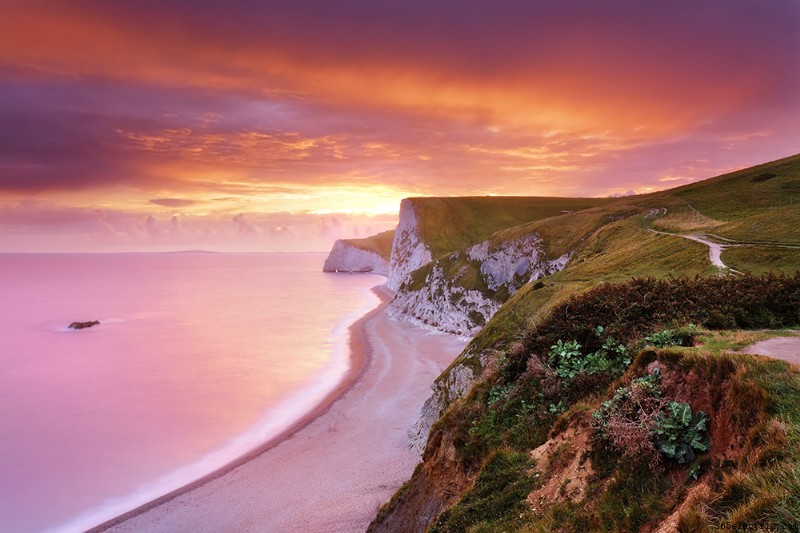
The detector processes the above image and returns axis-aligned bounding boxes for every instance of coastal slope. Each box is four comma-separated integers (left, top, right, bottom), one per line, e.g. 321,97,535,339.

368,153,800,532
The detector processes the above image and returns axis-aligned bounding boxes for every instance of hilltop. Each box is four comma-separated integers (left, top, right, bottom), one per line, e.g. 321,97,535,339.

327,153,800,532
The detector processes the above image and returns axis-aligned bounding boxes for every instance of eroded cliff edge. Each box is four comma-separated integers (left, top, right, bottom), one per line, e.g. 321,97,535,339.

322,230,394,275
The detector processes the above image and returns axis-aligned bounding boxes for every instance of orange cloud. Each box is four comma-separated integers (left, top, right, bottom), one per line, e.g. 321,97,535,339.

1,2,793,137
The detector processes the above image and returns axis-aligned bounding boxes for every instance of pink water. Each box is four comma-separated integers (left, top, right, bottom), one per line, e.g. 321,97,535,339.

0,253,381,532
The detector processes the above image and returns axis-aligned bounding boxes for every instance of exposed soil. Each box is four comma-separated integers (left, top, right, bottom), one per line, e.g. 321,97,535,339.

527,416,594,509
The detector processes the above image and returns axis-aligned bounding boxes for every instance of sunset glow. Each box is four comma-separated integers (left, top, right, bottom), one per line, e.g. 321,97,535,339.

1,1,798,251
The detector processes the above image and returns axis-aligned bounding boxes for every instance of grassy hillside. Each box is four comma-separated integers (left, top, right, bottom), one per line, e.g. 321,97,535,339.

671,153,800,223
410,197,610,259
629,154,800,256
451,154,800,357
396,154,800,322
339,229,395,261
374,153,800,532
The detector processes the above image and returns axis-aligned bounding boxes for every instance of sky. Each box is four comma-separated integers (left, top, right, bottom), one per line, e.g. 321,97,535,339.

0,1,798,252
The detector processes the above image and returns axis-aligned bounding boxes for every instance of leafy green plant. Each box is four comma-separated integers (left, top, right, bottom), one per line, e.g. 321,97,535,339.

644,329,680,348
652,402,710,464
643,325,700,348
547,327,631,382
548,340,584,380
487,384,513,406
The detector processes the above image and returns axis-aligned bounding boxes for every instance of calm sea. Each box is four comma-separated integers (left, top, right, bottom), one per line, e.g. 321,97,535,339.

0,253,381,532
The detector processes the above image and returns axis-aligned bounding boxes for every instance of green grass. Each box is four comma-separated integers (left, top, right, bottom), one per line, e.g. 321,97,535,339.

669,153,800,222
633,154,800,246
410,196,610,259
429,449,536,533
680,329,796,354
675,355,800,532
721,246,800,275
712,204,800,245
340,229,395,261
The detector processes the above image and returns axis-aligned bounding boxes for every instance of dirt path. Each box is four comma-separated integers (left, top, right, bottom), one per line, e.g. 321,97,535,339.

740,335,800,366
680,234,726,269
648,229,728,270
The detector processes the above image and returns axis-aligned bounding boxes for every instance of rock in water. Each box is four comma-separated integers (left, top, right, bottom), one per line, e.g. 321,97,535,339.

68,320,100,330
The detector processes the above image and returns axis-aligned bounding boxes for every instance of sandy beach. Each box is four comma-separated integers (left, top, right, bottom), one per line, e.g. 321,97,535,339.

92,286,466,532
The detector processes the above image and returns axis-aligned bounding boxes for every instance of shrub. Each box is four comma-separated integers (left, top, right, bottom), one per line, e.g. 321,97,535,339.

644,328,681,348
520,273,800,383
593,370,667,469
593,370,711,468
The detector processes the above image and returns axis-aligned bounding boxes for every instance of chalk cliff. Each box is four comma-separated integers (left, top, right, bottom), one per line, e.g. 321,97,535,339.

323,240,389,275
322,230,394,275
387,234,571,337
386,199,433,291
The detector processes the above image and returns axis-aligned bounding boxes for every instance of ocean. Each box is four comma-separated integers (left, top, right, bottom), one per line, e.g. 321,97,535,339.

0,253,381,532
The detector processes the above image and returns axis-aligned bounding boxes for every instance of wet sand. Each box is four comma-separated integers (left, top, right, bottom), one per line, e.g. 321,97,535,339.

94,287,466,532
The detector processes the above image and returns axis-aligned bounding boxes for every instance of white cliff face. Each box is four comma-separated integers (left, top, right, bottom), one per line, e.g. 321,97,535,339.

323,240,389,275
469,234,563,291
387,263,500,337
408,361,477,453
386,199,433,291
388,233,571,338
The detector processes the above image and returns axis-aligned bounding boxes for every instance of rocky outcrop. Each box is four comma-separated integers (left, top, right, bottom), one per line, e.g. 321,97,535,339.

387,199,433,291
323,240,389,275
408,356,479,454
388,234,571,337
68,320,100,330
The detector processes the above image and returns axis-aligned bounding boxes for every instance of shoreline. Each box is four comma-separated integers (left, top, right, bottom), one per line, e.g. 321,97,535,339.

92,283,466,532
89,286,392,532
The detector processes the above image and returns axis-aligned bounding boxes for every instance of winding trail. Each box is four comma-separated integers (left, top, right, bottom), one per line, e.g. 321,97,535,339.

679,234,726,269
647,229,730,270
